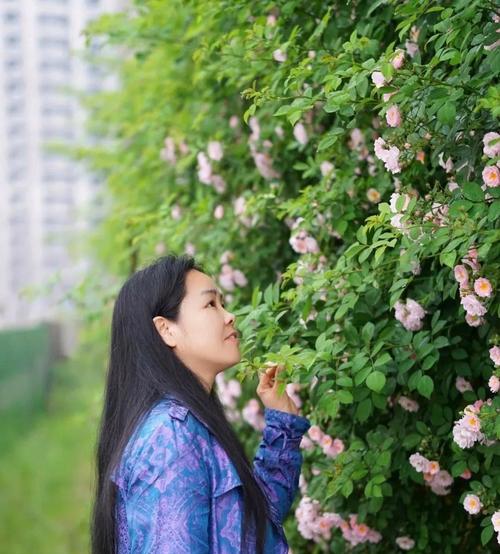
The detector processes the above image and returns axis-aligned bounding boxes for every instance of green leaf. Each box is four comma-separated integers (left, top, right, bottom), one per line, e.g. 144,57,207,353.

381,62,393,81
374,246,386,264
462,182,484,202
354,365,372,386
482,475,493,488
448,199,473,217
263,284,273,306
356,226,368,245
356,398,373,422
341,479,353,498
403,433,422,448
366,371,386,393
356,76,369,97
318,395,340,419
251,287,262,309
288,110,303,126
437,102,456,125
358,247,373,264
389,278,409,292
451,349,468,360
324,91,350,113
273,104,292,117
416,421,429,435
451,460,467,477
408,370,422,390
243,103,256,124
317,129,344,151
377,451,391,468
337,376,353,387
469,455,480,473
352,468,369,480
344,243,364,258
361,322,375,343
439,251,456,268
337,390,354,404
417,375,434,399
481,525,494,546
488,200,500,221
373,352,392,367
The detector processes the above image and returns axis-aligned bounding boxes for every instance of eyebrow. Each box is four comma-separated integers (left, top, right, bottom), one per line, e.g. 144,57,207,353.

200,288,225,303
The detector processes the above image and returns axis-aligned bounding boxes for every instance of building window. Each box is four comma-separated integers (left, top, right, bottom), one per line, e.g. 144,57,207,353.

7,100,24,114
4,35,20,46
3,12,20,23
39,60,71,72
37,14,68,26
39,37,69,49
5,57,21,69
5,79,24,93
41,104,72,117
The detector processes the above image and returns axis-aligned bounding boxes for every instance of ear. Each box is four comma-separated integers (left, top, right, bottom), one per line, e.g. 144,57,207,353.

152,316,177,348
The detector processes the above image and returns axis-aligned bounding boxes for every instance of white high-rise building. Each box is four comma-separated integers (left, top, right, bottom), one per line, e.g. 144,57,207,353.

0,0,125,329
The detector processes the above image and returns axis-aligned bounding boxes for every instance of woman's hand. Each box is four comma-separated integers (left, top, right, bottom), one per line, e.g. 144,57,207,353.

256,362,299,416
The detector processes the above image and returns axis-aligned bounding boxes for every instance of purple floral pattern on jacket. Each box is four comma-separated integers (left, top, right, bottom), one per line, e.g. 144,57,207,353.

110,394,311,553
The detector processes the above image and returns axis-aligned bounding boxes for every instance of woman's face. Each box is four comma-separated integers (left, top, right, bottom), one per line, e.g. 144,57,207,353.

153,269,241,392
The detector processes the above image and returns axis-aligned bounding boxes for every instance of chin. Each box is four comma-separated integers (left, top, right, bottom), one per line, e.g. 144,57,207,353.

221,353,242,371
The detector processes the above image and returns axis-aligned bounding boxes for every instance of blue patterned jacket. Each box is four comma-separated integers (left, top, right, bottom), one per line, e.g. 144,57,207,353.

111,393,311,553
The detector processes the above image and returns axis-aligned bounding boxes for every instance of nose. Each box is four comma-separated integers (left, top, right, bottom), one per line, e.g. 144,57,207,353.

225,308,236,326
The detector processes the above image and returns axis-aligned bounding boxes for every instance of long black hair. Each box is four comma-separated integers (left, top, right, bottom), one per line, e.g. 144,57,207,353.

91,254,271,554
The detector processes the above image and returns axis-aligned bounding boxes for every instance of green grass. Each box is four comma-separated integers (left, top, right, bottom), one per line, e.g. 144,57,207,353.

0,324,52,381
0,323,108,554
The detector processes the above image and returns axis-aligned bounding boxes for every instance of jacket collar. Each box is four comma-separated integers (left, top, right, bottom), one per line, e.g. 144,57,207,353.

163,393,189,421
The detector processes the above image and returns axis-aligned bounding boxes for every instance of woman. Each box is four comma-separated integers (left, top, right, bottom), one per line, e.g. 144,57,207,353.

91,254,311,553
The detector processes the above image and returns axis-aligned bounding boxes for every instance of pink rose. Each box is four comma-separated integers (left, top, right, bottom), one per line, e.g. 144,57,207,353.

273,48,287,62
320,161,334,176
455,376,473,393
395,536,415,550
489,375,499,393
453,265,469,287
371,71,386,88
308,425,324,443
293,122,309,145
463,494,482,515
474,277,493,298
213,204,224,219
386,105,402,127
483,132,500,158
460,294,487,317
207,140,223,161
482,165,500,187
374,137,401,173
490,346,500,366
392,50,405,69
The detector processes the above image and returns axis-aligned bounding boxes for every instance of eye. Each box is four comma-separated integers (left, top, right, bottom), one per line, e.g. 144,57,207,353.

207,298,226,308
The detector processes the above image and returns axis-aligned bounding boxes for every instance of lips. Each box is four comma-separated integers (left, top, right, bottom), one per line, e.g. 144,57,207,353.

225,330,239,340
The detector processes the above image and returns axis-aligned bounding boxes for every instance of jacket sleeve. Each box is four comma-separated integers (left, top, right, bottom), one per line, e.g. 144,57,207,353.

123,425,211,553
252,407,311,525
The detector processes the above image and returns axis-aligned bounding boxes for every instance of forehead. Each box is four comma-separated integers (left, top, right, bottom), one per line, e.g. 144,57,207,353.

185,270,223,298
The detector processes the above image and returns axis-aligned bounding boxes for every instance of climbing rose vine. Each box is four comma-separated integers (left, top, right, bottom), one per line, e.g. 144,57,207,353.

76,1,500,551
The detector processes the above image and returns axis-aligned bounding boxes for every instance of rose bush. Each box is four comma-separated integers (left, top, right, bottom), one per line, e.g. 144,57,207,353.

73,1,500,551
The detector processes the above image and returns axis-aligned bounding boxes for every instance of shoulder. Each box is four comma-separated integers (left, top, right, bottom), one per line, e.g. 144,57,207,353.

112,397,209,490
